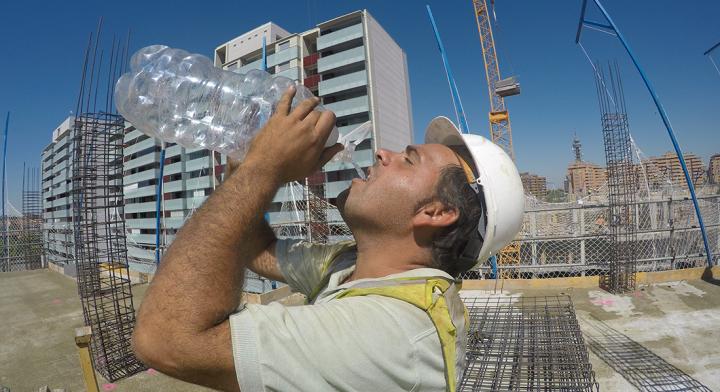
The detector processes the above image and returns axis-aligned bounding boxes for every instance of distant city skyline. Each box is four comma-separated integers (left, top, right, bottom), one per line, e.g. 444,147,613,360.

1,0,719,206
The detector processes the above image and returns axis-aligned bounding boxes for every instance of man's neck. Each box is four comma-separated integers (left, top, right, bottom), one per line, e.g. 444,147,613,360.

347,233,431,282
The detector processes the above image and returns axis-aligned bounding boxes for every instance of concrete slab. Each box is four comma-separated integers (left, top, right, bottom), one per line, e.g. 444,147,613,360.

0,270,211,391
2,269,719,391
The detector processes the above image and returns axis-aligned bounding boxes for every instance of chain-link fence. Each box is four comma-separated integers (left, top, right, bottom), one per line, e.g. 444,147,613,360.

461,186,720,280
270,181,720,281
271,180,353,242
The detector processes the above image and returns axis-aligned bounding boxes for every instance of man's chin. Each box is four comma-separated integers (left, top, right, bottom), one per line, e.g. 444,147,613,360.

334,187,350,215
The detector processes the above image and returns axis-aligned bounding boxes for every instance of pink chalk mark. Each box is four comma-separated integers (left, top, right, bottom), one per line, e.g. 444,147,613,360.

147,368,158,375
633,291,643,297
102,383,117,391
591,298,615,306
52,299,62,305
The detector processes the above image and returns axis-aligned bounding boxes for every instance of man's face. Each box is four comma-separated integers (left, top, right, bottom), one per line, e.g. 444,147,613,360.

337,143,461,234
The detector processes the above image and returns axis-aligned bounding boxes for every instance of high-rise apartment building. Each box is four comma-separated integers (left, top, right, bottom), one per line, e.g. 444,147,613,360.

41,10,411,293
708,154,720,185
520,172,547,198
214,10,413,233
643,152,705,189
41,117,77,273
565,161,607,196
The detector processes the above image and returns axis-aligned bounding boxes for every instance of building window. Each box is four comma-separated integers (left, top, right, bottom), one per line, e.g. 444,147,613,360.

277,61,291,72
278,41,290,51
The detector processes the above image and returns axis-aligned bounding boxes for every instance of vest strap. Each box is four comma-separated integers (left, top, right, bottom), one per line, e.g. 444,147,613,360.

336,277,464,392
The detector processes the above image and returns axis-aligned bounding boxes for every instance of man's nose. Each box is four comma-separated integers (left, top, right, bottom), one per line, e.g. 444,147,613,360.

376,148,394,166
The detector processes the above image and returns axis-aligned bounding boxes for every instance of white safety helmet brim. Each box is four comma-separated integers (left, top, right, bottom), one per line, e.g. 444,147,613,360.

425,116,525,265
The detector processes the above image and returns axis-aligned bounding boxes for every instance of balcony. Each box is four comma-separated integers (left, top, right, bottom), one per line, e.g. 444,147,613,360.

324,95,369,118
163,161,183,176
126,218,157,229
124,169,157,185
303,53,319,68
186,156,211,172
164,179,184,193
123,128,143,143
275,67,300,80
184,176,212,191
165,144,183,157
267,210,307,225
127,233,156,245
124,201,157,214
162,198,186,211
124,152,159,171
319,70,367,96
125,184,156,199
237,59,262,74
304,74,321,90
268,46,298,68
325,180,352,198
317,46,365,73
125,137,158,156
317,23,363,51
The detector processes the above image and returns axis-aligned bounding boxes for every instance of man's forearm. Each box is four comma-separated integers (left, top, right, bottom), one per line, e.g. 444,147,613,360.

138,159,281,334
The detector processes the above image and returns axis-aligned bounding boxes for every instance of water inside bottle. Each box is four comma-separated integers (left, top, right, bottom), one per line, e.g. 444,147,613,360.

351,161,367,180
332,121,372,181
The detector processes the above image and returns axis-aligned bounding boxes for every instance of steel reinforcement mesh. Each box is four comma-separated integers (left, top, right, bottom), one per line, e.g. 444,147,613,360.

459,296,599,391
71,113,145,381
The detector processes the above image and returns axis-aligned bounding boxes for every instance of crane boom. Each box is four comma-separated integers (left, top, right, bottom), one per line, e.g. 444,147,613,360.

472,0,517,161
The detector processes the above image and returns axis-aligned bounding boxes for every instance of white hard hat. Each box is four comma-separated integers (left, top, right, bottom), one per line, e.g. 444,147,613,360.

425,116,525,264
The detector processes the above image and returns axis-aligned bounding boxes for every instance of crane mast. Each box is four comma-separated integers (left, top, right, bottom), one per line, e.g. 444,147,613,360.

472,0,521,277
472,0,518,161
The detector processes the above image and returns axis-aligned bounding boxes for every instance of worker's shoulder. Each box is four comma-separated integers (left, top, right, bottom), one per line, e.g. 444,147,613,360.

328,294,439,342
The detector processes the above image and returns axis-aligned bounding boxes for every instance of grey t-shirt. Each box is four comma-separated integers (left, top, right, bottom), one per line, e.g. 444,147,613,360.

229,239,456,391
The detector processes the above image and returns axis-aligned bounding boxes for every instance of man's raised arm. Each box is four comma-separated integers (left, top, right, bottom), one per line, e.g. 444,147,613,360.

131,86,340,391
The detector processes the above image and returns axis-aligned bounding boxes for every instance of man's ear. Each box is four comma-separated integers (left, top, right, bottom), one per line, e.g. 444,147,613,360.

412,201,459,229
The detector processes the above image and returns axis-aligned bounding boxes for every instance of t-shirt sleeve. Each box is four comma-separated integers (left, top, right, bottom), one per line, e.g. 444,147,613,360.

229,297,430,392
275,239,354,297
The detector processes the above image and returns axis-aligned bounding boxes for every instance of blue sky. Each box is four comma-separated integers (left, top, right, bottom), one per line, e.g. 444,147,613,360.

1,0,719,207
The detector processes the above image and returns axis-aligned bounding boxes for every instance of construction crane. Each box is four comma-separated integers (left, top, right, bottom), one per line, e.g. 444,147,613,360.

471,0,521,277
471,0,519,161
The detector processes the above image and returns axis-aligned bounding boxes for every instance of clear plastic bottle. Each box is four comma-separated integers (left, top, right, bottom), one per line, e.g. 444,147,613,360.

115,45,338,160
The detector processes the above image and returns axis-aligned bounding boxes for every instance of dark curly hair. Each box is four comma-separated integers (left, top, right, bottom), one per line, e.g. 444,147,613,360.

420,164,485,278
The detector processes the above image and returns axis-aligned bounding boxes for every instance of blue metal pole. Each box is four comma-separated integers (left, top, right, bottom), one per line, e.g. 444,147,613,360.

155,146,166,265
426,5,470,133
1,112,8,223
1,112,8,267
262,36,267,72
580,0,714,267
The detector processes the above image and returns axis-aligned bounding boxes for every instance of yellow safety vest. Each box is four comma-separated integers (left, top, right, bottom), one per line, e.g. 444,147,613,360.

308,247,468,391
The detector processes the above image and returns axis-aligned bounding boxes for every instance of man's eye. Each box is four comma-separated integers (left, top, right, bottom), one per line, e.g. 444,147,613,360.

405,157,414,165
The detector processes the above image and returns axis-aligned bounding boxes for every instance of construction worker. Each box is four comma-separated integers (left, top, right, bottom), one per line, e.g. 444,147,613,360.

132,86,524,391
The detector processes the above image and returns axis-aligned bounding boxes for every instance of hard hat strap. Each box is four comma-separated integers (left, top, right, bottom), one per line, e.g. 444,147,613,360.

458,179,487,263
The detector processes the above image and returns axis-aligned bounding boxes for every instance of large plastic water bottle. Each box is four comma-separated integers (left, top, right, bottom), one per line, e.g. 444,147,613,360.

115,45,339,160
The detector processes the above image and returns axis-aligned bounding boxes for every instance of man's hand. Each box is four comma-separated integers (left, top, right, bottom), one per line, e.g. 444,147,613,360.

245,86,342,183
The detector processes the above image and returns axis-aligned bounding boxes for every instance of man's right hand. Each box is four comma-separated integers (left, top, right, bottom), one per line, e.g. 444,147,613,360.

244,86,342,184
